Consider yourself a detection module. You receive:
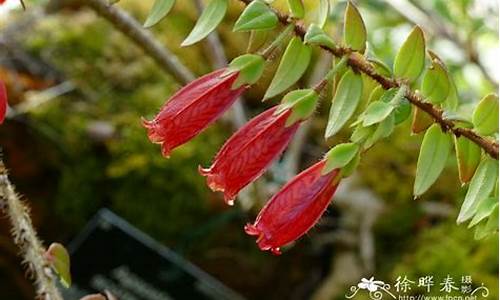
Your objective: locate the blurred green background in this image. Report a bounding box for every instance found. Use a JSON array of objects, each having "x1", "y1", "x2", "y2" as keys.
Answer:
[{"x1": 0, "y1": 0, "x2": 498, "y2": 299}]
